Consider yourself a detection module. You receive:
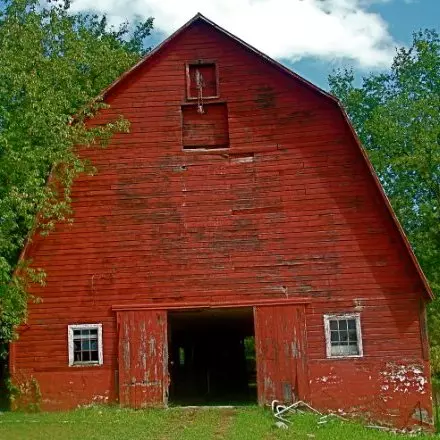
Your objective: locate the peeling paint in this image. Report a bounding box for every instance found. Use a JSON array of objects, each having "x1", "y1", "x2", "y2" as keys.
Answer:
[
  {"x1": 380, "y1": 364, "x2": 427, "y2": 394},
  {"x1": 315, "y1": 374, "x2": 340, "y2": 385},
  {"x1": 118, "y1": 310, "x2": 167, "y2": 408},
  {"x1": 291, "y1": 341, "x2": 299, "y2": 359},
  {"x1": 412, "y1": 406, "x2": 431, "y2": 424},
  {"x1": 92, "y1": 395, "x2": 109, "y2": 403},
  {"x1": 149, "y1": 336, "x2": 157, "y2": 357}
]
